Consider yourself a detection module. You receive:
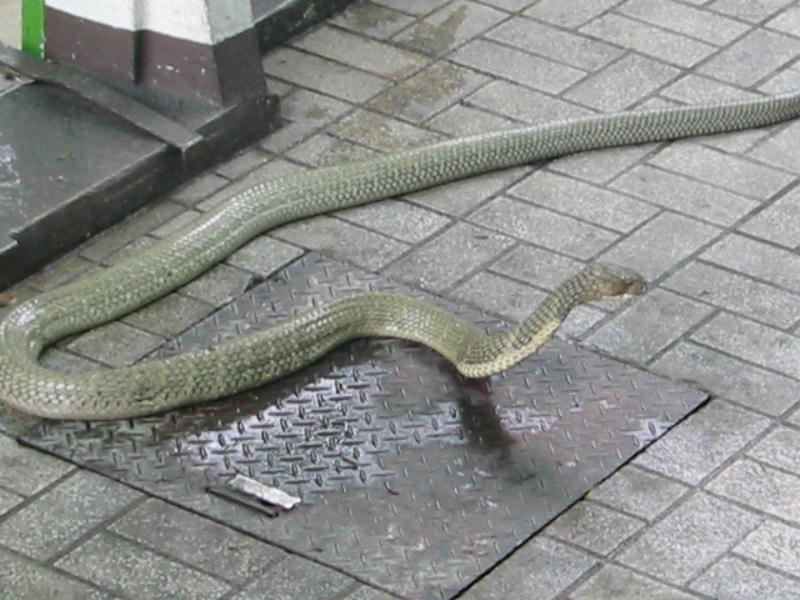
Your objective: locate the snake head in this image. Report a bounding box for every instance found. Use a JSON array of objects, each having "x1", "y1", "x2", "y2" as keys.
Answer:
[{"x1": 580, "y1": 262, "x2": 647, "y2": 302}]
